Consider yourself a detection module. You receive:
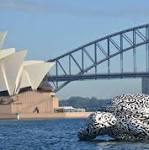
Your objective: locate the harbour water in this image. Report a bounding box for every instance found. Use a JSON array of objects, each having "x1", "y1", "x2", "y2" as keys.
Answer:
[{"x1": 0, "y1": 119, "x2": 149, "y2": 150}]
